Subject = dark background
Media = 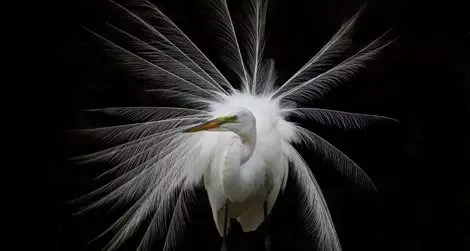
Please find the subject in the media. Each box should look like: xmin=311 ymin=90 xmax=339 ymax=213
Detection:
xmin=37 ymin=0 xmax=469 ymax=250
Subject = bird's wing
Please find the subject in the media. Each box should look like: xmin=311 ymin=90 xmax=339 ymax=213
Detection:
xmin=236 ymin=166 xmax=283 ymax=233
xmin=202 ymin=133 xmax=238 ymax=236
xmin=267 ymin=153 xmax=288 ymax=213
xmin=237 ymin=147 xmax=288 ymax=232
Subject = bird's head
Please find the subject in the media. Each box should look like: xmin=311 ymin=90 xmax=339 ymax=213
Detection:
xmin=183 ymin=107 xmax=256 ymax=137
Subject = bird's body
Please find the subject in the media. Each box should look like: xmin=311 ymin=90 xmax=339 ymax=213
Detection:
xmin=200 ymin=96 xmax=290 ymax=234
xmin=72 ymin=0 xmax=396 ymax=250
xmin=204 ymin=132 xmax=270 ymax=233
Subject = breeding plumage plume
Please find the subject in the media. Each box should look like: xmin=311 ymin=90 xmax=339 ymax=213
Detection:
xmin=71 ymin=0 xmax=396 ymax=250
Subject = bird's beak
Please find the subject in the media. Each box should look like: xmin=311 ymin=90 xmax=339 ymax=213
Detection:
xmin=183 ymin=116 xmax=236 ymax=133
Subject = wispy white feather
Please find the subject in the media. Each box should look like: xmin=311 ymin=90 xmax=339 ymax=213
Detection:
xmin=76 ymin=135 xmax=201 ymax=212
xmin=102 ymin=177 xmax=187 ymax=251
xmin=80 ymin=176 xmax=181 ymax=250
xmin=285 ymin=107 xmax=398 ymax=130
xmin=145 ymin=88 xmax=215 ymax=109
xmin=161 ymin=187 xmax=197 ymax=251
xmin=243 ymin=0 xmax=268 ymax=94
xmin=210 ymin=0 xmax=250 ymax=90
xmin=284 ymin=143 xmax=341 ymax=251
xmin=294 ymin=125 xmax=376 ymax=190
xmin=100 ymin=141 xmax=204 ymax=251
xmin=83 ymin=26 xmax=221 ymax=101
xmin=82 ymin=135 xmax=187 ymax=192
xmin=258 ymin=59 xmax=277 ymax=95
xmin=275 ymin=34 xmax=393 ymax=103
xmin=105 ymin=23 xmax=228 ymax=97
xmin=137 ymin=181 xmax=183 ymax=250
xmin=86 ymin=107 xmax=209 ymax=122
xmin=73 ymin=117 xmax=206 ymax=145
xmin=109 ymin=0 xmax=235 ymax=93
xmin=71 ymin=125 xmax=192 ymax=164
xmin=271 ymin=8 xmax=363 ymax=99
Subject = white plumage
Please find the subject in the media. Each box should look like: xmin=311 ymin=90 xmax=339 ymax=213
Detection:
xmin=72 ymin=0 xmax=396 ymax=250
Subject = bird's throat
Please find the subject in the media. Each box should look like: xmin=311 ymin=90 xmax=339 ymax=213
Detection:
xmin=240 ymin=131 xmax=256 ymax=165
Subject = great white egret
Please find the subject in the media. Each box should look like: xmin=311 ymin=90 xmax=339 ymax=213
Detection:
xmin=72 ymin=0 xmax=396 ymax=250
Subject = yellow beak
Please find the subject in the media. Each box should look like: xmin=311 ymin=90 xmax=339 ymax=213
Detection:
xmin=183 ymin=115 xmax=237 ymax=133
xmin=183 ymin=118 xmax=223 ymax=132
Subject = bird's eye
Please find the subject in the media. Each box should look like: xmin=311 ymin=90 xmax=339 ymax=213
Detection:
xmin=232 ymin=115 xmax=238 ymax=121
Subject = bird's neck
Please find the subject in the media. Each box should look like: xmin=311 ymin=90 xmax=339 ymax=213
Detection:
xmin=220 ymin=129 xmax=258 ymax=203
xmin=239 ymin=129 xmax=256 ymax=164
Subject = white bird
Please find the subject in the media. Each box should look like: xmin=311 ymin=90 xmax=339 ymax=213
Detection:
xmin=71 ymin=0 xmax=396 ymax=250
xmin=186 ymin=106 xmax=286 ymax=237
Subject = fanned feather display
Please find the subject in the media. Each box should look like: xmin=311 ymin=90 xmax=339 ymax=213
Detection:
xmin=72 ymin=0 xmax=395 ymax=250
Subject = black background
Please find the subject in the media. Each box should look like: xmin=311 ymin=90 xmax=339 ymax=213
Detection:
xmin=36 ymin=0 xmax=469 ymax=250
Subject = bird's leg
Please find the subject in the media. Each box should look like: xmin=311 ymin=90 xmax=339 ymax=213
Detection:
xmin=263 ymin=201 xmax=272 ymax=251
xmin=264 ymin=172 xmax=272 ymax=251
xmin=221 ymin=202 xmax=229 ymax=251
